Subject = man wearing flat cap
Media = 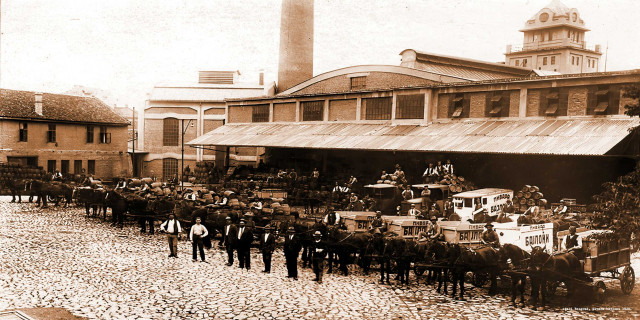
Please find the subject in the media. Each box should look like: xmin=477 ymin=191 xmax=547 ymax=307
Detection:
xmin=283 ymin=226 xmax=302 ymax=280
xmin=220 ymin=216 xmax=237 ymax=266
xmin=481 ymin=222 xmax=500 ymax=248
xmin=260 ymin=225 xmax=276 ymax=273
xmin=311 ymin=231 xmax=328 ymax=283
xmin=236 ymin=219 xmax=253 ymax=270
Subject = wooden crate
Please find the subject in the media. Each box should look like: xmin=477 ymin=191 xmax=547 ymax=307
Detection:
xmin=584 ymin=257 xmax=596 ymax=273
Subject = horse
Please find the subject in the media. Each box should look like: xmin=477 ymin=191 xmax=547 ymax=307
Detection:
xmin=424 ymin=240 xmax=450 ymax=291
xmin=76 ymin=187 xmax=108 ymax=218
xmin=2 ymin=179 xmax=33 ymax=203
xmin=325 ymin=226 xmax=363 ymax=276
xmin=27 ymin=179 xmax=73 ymax=208
xmin=104 ymin=190 xmax=128 ymax=228
xmin=360 ymin=230 xmax=385 ymax=275
xmin=528 ymin=246 xmax=583 ymax=309
xmin=498 ymin=243 xmax=531 ymax=307
xmin=379 ymin=234 xmax=405 ymax=285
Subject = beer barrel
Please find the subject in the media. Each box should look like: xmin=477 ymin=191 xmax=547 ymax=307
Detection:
xmin=455 ymin=186 xmax=462 ymax=192
xmin=141 ymin=177 xmax=153 ymax=184
xmin=529 ymin=186 xmax=539 ymax=193
xmin=524 ymin=191 xmax=532 ymax=199
xmin=450 ymin=179 xmax=458 ymax=185
xmin=538 ymin=199 xmax=548 ymax=207
xmin=519 ymin=198 xmax=527 ymax=205
xmin=150 ymin=182 xmax=163 ymax=188
xmin=516 ymin=191 xmax=524 ymax=198
xmin=523 ymin=185 xmax=531 ymax=192
xmin=458 ymin=176 xmax=465 ymax=182
xmin=128 ymin=179 xmax=142 ymax=187
xmin=383 ymin=180 xmax=391 ymax=184
xmin=376 ymin=180 xmax=383 ymax=184
xmin=449 ymin=185 xmax=457 ymax=192
xmin=527 ymin=199 xmax=535 ymax=206
xmin=533 ymin=192 xmax=543 ymax=200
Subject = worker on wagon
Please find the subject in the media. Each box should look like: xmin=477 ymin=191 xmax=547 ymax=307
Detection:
xmin=347 ymin=193 xmax=359 ymax=210
xmin=481 ymin=222 xmax=501 ymax=248
xmin=323 ymin=208 xmax=341 ymax=225
xmin=561 ymin=226 xmax=583 ymax=259
xmin=408 ymin=204 xmax=421 ymax=217
xmin=402 ymin=185 xmax=414 ymax=200
xmin=443 ymin=159 xmax=454 ymax=175
xmin=554 ymin=201 xmax=568 ymax=216
xmin=428 ymin=204 xmax=440 ymax=220
xmin=52 ymin=170 xmax=63 ymax=181
xmin=503 ymin=199 xmax=515 ymax=215
xmin=115 ymin=178 xmax=127 ymax=191
xmin=422 ymin=163 xmax=438 ymax=184
xmin=214 ymin=193 xmax=228 ymax=206
xmin=380 ymin=170 xmax=391 ymax=181
xmin=369 ymin=211 xmax=386 ymax=232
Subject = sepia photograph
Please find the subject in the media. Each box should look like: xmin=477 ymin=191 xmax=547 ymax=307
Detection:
xmin=1 ymin=0 xmax=640 ymax=319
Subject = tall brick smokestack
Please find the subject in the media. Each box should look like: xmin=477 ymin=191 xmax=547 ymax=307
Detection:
xmin=277 ymin=0 xmax=314 ymax=93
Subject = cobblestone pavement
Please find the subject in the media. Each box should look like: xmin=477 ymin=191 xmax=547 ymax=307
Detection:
xmin=0 ymin=198 xmax=639 ymax=320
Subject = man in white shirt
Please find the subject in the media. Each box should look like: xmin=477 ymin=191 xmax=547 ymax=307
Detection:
xmin=554 ymin=201 xmax=568 ymax=216
xmin=161 ymin=213 xmax=182 ymax=258
xmin=189 ymin=217 xmax=208 ymax=262
xmin=408 ymin=203 xmax=421 ymax=217
xmin=562 ymin=226 xmax=582 ymax=251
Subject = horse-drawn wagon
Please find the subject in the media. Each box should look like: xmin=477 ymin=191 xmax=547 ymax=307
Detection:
xmin=341 ymin=211 xmax=376 ymax=232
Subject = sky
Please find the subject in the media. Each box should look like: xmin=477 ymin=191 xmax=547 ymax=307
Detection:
xmin=1 ymin=0 xmax=639 ymax=108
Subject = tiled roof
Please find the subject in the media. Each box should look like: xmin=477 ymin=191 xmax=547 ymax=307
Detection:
xmin=187 ymin=118 xmax=638 ymax=156
xmin=0 ymin=89 xmax=129 ymax=125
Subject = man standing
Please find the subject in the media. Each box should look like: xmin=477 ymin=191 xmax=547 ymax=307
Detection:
xmin=260 ymin=225 xmax=276 ymax=273
xmin=220 ymin=217 xmax=237 ymax=266
xmin=160 ymin=213 xmax=182 ymax=258
xmin=236 ymin=219 xmax=253 ymax=270
xmin=189 ymin=217 xmax=208 ymax=262
xmin=284 ymin=227 xmax=302 ymax=280
xmin=402 ymin=186 xmax=414 ymax=200
xmin=311 ymin=231 xmax=327 ymax=283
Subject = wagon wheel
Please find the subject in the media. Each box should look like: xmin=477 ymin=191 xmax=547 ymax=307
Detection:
xmin=620 ymin=266 xmax=635 ymax=295
xmin=594 ymin=281 xmax=606 ymax=303
xmin=472 ymin=272 xmax=489 ymax=288
xmin=47 ymin=195 xmax=56 ymax=202
xmin=414 ymin=265 xmax=426 ymax=276
xmin=545 ymin=281 xmax=560 ymax=297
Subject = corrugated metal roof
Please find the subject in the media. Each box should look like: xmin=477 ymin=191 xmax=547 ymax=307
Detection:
xmin=413 ymin=63 xmax=519 ymax=81
xmin=186 ymin=118 xmax=638 ymax=156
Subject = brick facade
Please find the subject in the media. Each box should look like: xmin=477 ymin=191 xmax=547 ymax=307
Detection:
xmin=526 ymin=89 xmax=541 ymax=117
xmin=328 ymin=99 xmax=357 ymax=121
xmin=0 ymin=120 xmax=130 ymax=178
xmin=437 ymin=94 xmax=450 ymax=119
xmin=228 ymin=106 xmax=252 ymax=123
xmin=568 ymin=87 xmax=588 ymax=116
xmin=469 ymin=93 xmax=486 ymax=118
xmin=509 ymin=91 xmax=520 ymax=117
xmin=273 ymin=103 xmax=296 ymax=122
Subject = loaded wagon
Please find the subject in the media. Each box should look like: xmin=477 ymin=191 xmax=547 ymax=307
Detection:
xmin=363 ymin=184 xmax=401 ymax=215
xmin=452 ymin=188 xmax=513 ymax=221
xmin=411 ymin=183 xmax=451 ymax=214
xmin=341 ymin=211 xmax=377 ymax=232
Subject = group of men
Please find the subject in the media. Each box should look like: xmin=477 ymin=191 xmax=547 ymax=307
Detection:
xmin=158 ymin=214 xmax=333 ymax=283
xmin=422 ymin=160 xmax=455 ymax=183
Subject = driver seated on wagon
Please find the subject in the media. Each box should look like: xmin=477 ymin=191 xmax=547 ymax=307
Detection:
xmin=323 ymin=208 xmax=341 ymax=226
xmin=561 ymin=226 xmax=585 ymax=260
xmin=481 ymin=222 xmax=501 ymax=249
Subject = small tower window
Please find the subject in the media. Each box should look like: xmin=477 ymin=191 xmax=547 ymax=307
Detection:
xmin=350 ymin=76 xmax=366 ymax=90
xmin=515 ymin=60 xmax=520 ymax=67
xmin=522 ymin=59 xmax=527 ymax=67
xmin=543 ymin=57 xmax=548 ymax=65
xmin=551 ymin=56 xmax=556 ymax=65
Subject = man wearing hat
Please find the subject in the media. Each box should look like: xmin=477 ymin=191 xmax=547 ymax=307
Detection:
xmin=408 ymin=203 xmax=421 ymax=217
xmin=283 ymin=227 xmax=302 ymax=280
xmin=481 ymin=222 xmax=501 ymax=248
xmin=562 ymin=226 xmax=584 ymax=259
xmin=311 ymin=231 xmax=328 ymax=283
xmin=260 ymin=225 xmax=276 ymax=273
xmin=220 ymin=216 xmax=237 ymax=266
xmin=236 ymin=219 xmax=254 ymax=270
xmin=160 ymin=213 xmax=182 ymax=258
xmin=369 ymin=211 xmax=386 ymax=232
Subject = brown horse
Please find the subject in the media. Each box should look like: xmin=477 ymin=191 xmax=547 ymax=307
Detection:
xmin=529 ymin=246 xmax=583 ymax=309
xmin=498 ymin=243 xmax=530 ymax=307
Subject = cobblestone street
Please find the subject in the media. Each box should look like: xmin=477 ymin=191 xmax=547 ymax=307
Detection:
xmin=1 ymin=198 xmax=639 ymax=320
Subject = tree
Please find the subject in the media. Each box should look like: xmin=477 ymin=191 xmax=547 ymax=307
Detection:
xmin=623 ymin=83 xmax=640 ymax=118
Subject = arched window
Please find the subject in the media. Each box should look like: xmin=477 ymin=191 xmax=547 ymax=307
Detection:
xmin=163 ymin=118 xmax=179 ymax=146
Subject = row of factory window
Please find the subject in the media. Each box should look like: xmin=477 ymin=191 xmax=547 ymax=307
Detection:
xmin=162 ymin=158 xmax=178 ymax=181
xmin=46 ymin=159 xmax=95 ymax=175
xmin=18 ymin=123 xmax=111 ymax=144
xmin=447 ymin=84 xmax=621 ymax=118
xmin=246 ymin=94 xmax=426 ymax=123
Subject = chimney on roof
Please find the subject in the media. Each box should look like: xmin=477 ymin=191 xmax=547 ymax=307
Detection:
xmin=34 ymin=92 xmax=43 ymax=116
xmin=259 ymin=70 xmax=264 ymax=86
xmin=277 ymin=0 xmax=314 ymax=93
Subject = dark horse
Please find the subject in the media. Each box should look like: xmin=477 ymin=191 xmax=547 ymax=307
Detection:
xmin=2 ymin=179 xmax=33 ymax=203
xmin=104 ymin=190 xmax=127 ymax=228
xmin=379 ymin=235 xmax=406 ymax=285
xmin=528 ymin=246 xmax=583 ymax=309
xmin=423 ymin=240 xmax=451 ymax=292
xmin=76 ymin=187 xmax=108 ymax=218
xmin=498 ymin=243 xmax=531 ymax=307
xmin=27 ymin=180 xmax=74 ymax=208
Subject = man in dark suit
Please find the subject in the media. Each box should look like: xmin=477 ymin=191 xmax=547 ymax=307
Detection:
xmin=311 ymin=231 xmax=328 ymax=283
xmin=260 ymin=225 xmax=276 ymax=273
xmin=283 ymin=226 xmax=302 ymax=280
xmin=220 ymin=217 xmax=237 ymax=266
xmin=236 ymin=219 xmax=253 ymax=270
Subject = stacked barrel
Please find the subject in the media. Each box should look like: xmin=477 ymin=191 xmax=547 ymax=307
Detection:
xmin=439 ymin=174 xmax=476 ymax=193
xmin=194 ymin=161 xmax=215 ymax=184
xmin=513 ymin=185 xmax=548 ymax=213
xmin=0 ymin=163 xmax=47 ymax=194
